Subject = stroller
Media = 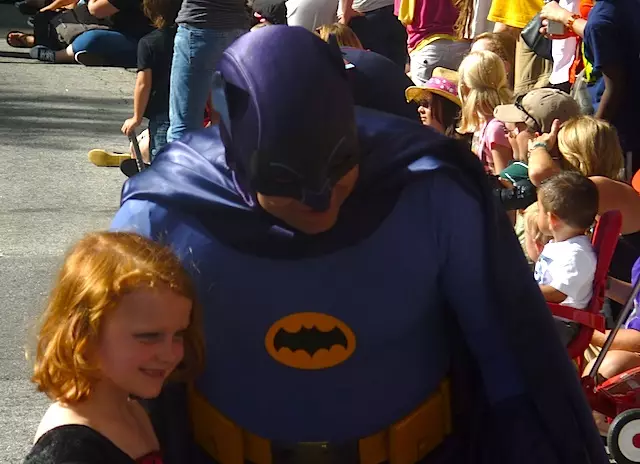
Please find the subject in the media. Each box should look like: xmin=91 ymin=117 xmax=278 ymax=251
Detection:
xmin=582 ymin=273 xmax=640 ymax=464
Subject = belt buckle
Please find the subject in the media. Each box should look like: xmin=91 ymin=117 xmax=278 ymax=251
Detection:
xmin=271 ymin=440 xmax=359 ymax=464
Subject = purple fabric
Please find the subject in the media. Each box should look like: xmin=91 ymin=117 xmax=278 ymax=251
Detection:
xmin=216 ymin=25 xmax=356 ymax=199
xmin=623 ymin=257 xmax=640 ymax=330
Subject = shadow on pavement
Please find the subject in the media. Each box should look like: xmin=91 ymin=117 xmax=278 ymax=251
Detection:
xmin=0 ymin=50 xmax=30 ymax=58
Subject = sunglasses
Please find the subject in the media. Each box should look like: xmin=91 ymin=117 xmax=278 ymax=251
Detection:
xmin=514 ymin=95 xmax=542 ymax=134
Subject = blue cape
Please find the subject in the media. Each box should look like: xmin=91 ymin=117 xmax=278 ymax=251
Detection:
xmin=117 ymin=108 xmax=607 ymax=464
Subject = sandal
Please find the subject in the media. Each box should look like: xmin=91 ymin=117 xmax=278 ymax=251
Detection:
xmin=6 ymin=30 xmax=34 ymax=48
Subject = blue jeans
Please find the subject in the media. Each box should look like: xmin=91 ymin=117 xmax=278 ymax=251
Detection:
xmin=149 ymin=113 xmax=170 ymax=161
xmin=167 ymin=24 xmax=246 ymax=143
xmin=71 ymin=29 xmax=138 ymax=68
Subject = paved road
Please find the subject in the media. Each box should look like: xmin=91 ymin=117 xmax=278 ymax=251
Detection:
xmin=0 ymin=5 xmax=135 ymax=461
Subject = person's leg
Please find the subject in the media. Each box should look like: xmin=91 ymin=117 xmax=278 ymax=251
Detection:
xmin=148 ymin=114 xmax=170 ymax=161
xmin=583 ymin=350 xmax=640 ymax=435
xmin=70 ymin=29 xmax=138 ymax=67
xmin=514 ymin=36 xmax=552 ymax=97
xmin=168 ymin=25 xmax=245 ymax=143
xmin=409 ymin=39 xmax=469 ymax=85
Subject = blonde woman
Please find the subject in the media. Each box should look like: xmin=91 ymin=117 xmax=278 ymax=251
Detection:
xmin=458 ymin=50 xmax=514 ymax=175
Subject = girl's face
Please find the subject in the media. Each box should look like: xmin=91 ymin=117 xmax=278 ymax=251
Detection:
xmin=96 ymin=286 xmax=192 ymax=399
xmin=416 ymin=92 xmax=445 ymax=134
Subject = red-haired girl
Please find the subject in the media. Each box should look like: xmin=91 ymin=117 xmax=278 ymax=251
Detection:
xmin=24 ymin=231 xmax=202 ymax=464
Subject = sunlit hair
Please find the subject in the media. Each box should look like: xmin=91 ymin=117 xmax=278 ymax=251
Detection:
xmin=30 ymin=232 xmax=204 ymax=403
xmin=471 ymin=32 xmax=516 ymax=87
xmin=315 ymin=23 xmax=364 ymax=49
xmin=143 ymin=0 xmax=181 ymax=29
xmin=558 ymin=116 xmax=625 ymax=180
xmin=457 ymin=50 xmax=513 ymax=134
xmin=524 ymin=202 xmax=551 ymax=245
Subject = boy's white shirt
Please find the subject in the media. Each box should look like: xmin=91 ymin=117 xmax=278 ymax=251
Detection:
xmin=534 ymin=235 xmax=597 ymax=310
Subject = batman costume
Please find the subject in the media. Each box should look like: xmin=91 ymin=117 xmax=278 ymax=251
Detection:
xmin=111 ymin=27 xmax=607 ymax=464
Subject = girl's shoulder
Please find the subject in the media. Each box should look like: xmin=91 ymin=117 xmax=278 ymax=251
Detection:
xmin=24 ymin=424 xmax=134 ymax=464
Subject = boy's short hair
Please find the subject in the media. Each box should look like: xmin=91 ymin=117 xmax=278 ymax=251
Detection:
xmin=538 ymin=171 xmax=599 ymax=231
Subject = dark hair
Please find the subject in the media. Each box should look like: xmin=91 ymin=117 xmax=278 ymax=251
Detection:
xmin=538 ymin=171 xmax=599 ymax=230
xmin=431 ymin=93 xmax=462 ymax=138
xmin=143 ymin=0 xmax=181 ymax=29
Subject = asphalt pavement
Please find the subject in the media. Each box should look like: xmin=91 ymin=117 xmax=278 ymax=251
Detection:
xmin=0 ymin=5 xmax=135 ymax=461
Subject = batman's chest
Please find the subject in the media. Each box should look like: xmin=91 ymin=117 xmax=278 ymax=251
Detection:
xmin=178 ymin=183 xmax=451 ymax=442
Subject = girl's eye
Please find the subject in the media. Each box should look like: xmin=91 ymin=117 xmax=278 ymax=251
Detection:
xmin=135 ymin=333 xmax=161 ymax=343
xmin=173 ymin=331 xmax=186 ymax=342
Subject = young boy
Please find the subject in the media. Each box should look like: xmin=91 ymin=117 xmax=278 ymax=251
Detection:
xmin=121 ymin=0 xmax=181 ymax=168
xmin=534 ymin=171 xmax=599 ymax=346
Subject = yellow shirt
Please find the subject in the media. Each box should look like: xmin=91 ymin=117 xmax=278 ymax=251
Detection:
xmin=487 ymin=0 xmax=544 ymax=29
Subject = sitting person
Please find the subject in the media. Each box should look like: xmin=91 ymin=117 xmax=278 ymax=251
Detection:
xmin=29 ymin=0 xmax=154 ymax=66
xmin=527 ymin=115 xmax=640 ymax=321
xmin=23 ymin=231 xmax=202 ymax=463
xmin=533 ymin=171 xmax=599 ymax=346
xmin=405 ymin=71 xmax=461 ymax=136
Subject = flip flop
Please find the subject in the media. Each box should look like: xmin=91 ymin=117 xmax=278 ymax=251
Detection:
xmin=6 ymin=30 xmax=34 ymax=48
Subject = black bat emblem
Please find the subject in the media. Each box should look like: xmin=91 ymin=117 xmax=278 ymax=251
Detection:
xmin=273 ymin=326 xmax=349 ymax=356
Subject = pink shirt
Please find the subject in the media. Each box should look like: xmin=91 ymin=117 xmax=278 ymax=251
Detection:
xmin=471 ymin=118 xmax=510 ymax=175
xmin=394 ymin=0 xmax=459 ymax=51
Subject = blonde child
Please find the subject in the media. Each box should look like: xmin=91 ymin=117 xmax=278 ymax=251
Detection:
xmin=24 ymin=232 xmax=203 ymax=463
xmin=523 ymin=202 xmax=552 ymax=263
xmin=315 ymin=23 xmax=364 ymax=49
xmin=458 ymin=50 xmax=514 ymax=175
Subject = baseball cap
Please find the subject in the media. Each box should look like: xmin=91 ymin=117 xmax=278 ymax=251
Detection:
xmin=494 ymin=88 xmax=580 ymax=133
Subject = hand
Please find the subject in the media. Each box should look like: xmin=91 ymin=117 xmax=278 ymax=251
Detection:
xmin=121 ymin=117 xmax=142 ymax=137
xmin=539 ymin=19 xmax=573 ymax=40
xmin=540 ymin=1 xmax=571 ymax=23
xmin=528 ymin=119 xmax=561 ymax=153
xmin=338 ymin=6 xmax=363 ymax=25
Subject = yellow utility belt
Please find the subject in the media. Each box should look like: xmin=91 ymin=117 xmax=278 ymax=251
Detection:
xmin=189 ymin=379 xmax=451 ymax=464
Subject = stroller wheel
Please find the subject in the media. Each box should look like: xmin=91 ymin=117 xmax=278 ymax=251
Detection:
xmin=609 ymin=409 xmax=640 ymax=463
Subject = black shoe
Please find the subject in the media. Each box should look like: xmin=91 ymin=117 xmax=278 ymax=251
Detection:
xmin=120 ymin=158 xmax=150 ymax=178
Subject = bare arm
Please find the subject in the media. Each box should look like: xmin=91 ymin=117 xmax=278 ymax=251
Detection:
xmin=595 ymin=65 xmax=625 ymax=123
xmin=88 ymin=0 xmax=118 ymax=18
xmin=40 ymin=0 xmax=77 ymax=12
xmin=528 ymin=146 xmax=561 ymax=187
xmin=590 ymin=176 xmax=640 ymax=235
xmin=592 ymin=329 xmax=640 ymax=352
xmin=539 ymin=285 xmax=568 ymax=303
xmin=122 ymin=70 xmax=152 ymax=137
xmin=491 ymin=145 xmax=513 ymax=175
xmin=606 ymin=276 xmax=633 ymax=305
xmin=338 ymin=0 xmax=362 ymax=24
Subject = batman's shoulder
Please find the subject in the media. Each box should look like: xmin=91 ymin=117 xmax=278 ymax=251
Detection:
xmin=354 ymin=107 xmax=485 ymax=200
